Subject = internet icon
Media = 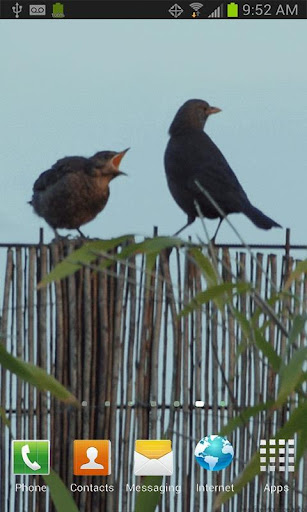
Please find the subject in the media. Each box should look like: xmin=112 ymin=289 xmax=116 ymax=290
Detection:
xmin=195 ymin=435 xmax=234 ymax=471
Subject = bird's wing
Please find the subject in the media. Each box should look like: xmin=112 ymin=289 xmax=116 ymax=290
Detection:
xmin=188 ymin=159 xmax=248 ymax=211
xmin=33 ymin=156 xmax=89 ymax=191
xmin=168 ymin=133 xmax=249 ymax=214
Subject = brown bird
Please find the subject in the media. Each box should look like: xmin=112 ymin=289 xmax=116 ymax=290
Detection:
xmin=164 ymin=99 xmax=281 ymax=240
xmin=30 ymin=149 xmax=129 ymax=237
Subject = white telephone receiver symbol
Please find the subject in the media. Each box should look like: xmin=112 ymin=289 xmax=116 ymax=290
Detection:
xmin=21 ymin=444 xmax=41 ymax=471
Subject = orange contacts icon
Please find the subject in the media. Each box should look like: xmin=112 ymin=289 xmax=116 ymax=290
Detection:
xmin=73 ymin=440 xmax=111 ymax=476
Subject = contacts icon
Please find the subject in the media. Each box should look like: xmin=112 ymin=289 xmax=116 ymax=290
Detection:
xmin=73 ymin=440 xmax=111 ymax=475
xmin=81 ymin=446 xmax=104 ymax=470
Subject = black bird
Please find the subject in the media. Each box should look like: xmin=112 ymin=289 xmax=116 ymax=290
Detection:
xmin=164 ymin=99 xmax=281 ymax=239
xmin=30 ymin=149 xmax=129 ymax=237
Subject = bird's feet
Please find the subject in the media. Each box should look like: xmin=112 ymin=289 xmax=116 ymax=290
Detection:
xmin=51 ymin=231 xmax=74 ymax=243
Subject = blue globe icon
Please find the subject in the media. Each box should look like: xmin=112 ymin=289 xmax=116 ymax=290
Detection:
xmin=195 ymin=435 xmax=234 ymax=471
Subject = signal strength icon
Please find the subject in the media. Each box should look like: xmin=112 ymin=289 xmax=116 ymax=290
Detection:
xmin=208 ymin=4 xmax=223 ymax=17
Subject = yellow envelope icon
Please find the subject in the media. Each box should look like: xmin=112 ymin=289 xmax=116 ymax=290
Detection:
xmin=134 ymin=440 xmax=173 ymax=476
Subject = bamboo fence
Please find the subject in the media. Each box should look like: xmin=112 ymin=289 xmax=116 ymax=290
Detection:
xmin=0 ymin=229 xmax=306 ymax=512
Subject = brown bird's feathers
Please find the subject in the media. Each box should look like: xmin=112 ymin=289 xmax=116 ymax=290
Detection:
xmin=30 ymin=150 xmax=128 ymax=235
xmin=33 ymin=157 xmax=90 ymax=192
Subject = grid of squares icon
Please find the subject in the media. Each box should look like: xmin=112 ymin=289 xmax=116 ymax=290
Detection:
xmin=259 ymin=438 xmax=295 ymax=472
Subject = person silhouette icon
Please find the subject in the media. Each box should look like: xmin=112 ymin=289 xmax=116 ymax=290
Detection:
xmin=80 ymin=446 xmax=104 ymax=469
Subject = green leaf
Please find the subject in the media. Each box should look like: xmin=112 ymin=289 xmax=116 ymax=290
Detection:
xmin=38 ymin=235 xmax=189 ymax=288
xmin=0 ymin=407 xmax=11 ymax=428
xmin=296 ymin=420 xmax=307 ymax=466
xmin=38 ymin=235 xmax=133 ymax=287
xmin=188 ymin=247 xmax=218 ymax=287
xmin=288 ymin=314 xmax=307 ymax=345
xmin=270 ymin=403 xmax=307 ymax=468
xmin=285 ymin=260 xmax=307 ymax=290
xmin=214 ymin=452 xmax=260 ymax=509
xmin=232 ymin=309 xmax=252 ymax=339
xmin=276 ymin=347 xmax=307 ymax=406
xmin=0 ymin=342 xmax=78 ymax=405
xmin=43 ymin=469 xmax=79 ymax=512
xmin=251 ymin=294 xmax=281 ymax=326
xmin=135 ymin=476 xmax=163 ymax=512
xmin=253 ymin=330 xmax=282 ymax=372
xmin=219 ymin=401 xmax=274 ymax=436
xmin=123 ymin=236 xmax=184 ymax=255
xmin=180 ymin=282 xmax=252 ymax=316
xmin=276 ymin=401 xmax=307 ymax=444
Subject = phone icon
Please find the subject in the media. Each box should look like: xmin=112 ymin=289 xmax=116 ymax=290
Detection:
xmin=21 ymin=444 xmax=41 ymax=471
xmin=12 ymin=440 xmax=50 ymax=475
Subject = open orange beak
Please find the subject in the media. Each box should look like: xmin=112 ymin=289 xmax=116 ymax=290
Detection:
xmin=112 ymin=148 xmax=130 ymax=169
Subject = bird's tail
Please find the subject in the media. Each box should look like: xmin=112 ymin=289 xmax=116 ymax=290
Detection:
xmin=243 ymin=204 xmax=281 ymax=230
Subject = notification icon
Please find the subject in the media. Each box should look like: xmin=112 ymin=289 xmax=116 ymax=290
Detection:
xmin=73 ymin=440 xmax=111 ymax=475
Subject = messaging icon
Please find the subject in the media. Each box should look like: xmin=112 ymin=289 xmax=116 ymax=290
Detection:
xmin=134 ymin=440 xmax=173 ymax=476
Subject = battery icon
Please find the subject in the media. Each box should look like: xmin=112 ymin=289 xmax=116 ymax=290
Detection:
xmin=52 ymin=2 xmax=65 ymax=18
xmin=227 ymin=2 xmax=238 ymax=17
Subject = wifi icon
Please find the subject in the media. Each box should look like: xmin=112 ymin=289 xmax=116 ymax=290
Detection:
xmin=189 ymin=2 xmax=203 ymax=12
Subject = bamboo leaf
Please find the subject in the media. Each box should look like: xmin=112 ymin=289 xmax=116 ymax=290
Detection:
xmin=188 ymin=247 xmax=218 ymax=286
xmin=296 ymin=422 xmax=307 ymax=467
xmin=219 ymin=401 xmax=274 ymax=436
xmin=214 ymin=452 xmax=260 ymax=509
xmin=276 ymin=401 xmax=307 ymax=446
xmin=38 ymin=235 xmax=189 ymax=288
xmin=232 ymin=309 xmax=252 ymax=339
xmin=122 ymin=236 xmax=184 ymax=255
xmin=0 ymin=343 xmax=78 ymax=405
xmin=285 ymin=260 xmax=307 ymax=290
xmin=38 ymin=235 xmax=133 ymax=287
xmin=288 ymin=314 xmax=307 ymax=345
xmin=134 ymin=476 xmax=163 ymax=512
xmin=43 ymin=469 xmax=79 ymax=512
xmin=254 ymin=330 xmax=282 ymax=372
xmin=0 ymin=407 xmax=11 ymax=428
xmin=145 ymin=252 xmax=158 ymax=275
xmin=276 ymin=347 xmax=307 ymax=406
xmin=180 ymin=282 xmax=252 ymax=316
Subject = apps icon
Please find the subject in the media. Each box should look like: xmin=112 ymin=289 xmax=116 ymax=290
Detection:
xmin=12 ymin=440 xmax=50 ymax=475
xmin=260 ymin=438 xmax=295 ymax=473
xmin=134 ymin=440 xmax=173 ymax=476
xmin=73 ymin=440 xmax=111 ymax=475
xmin=195 ymin=435 xmax=234 ymax=471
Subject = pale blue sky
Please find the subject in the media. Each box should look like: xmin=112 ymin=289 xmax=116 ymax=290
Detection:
xmin=1 ymin=21 xmax=306 ymax=244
